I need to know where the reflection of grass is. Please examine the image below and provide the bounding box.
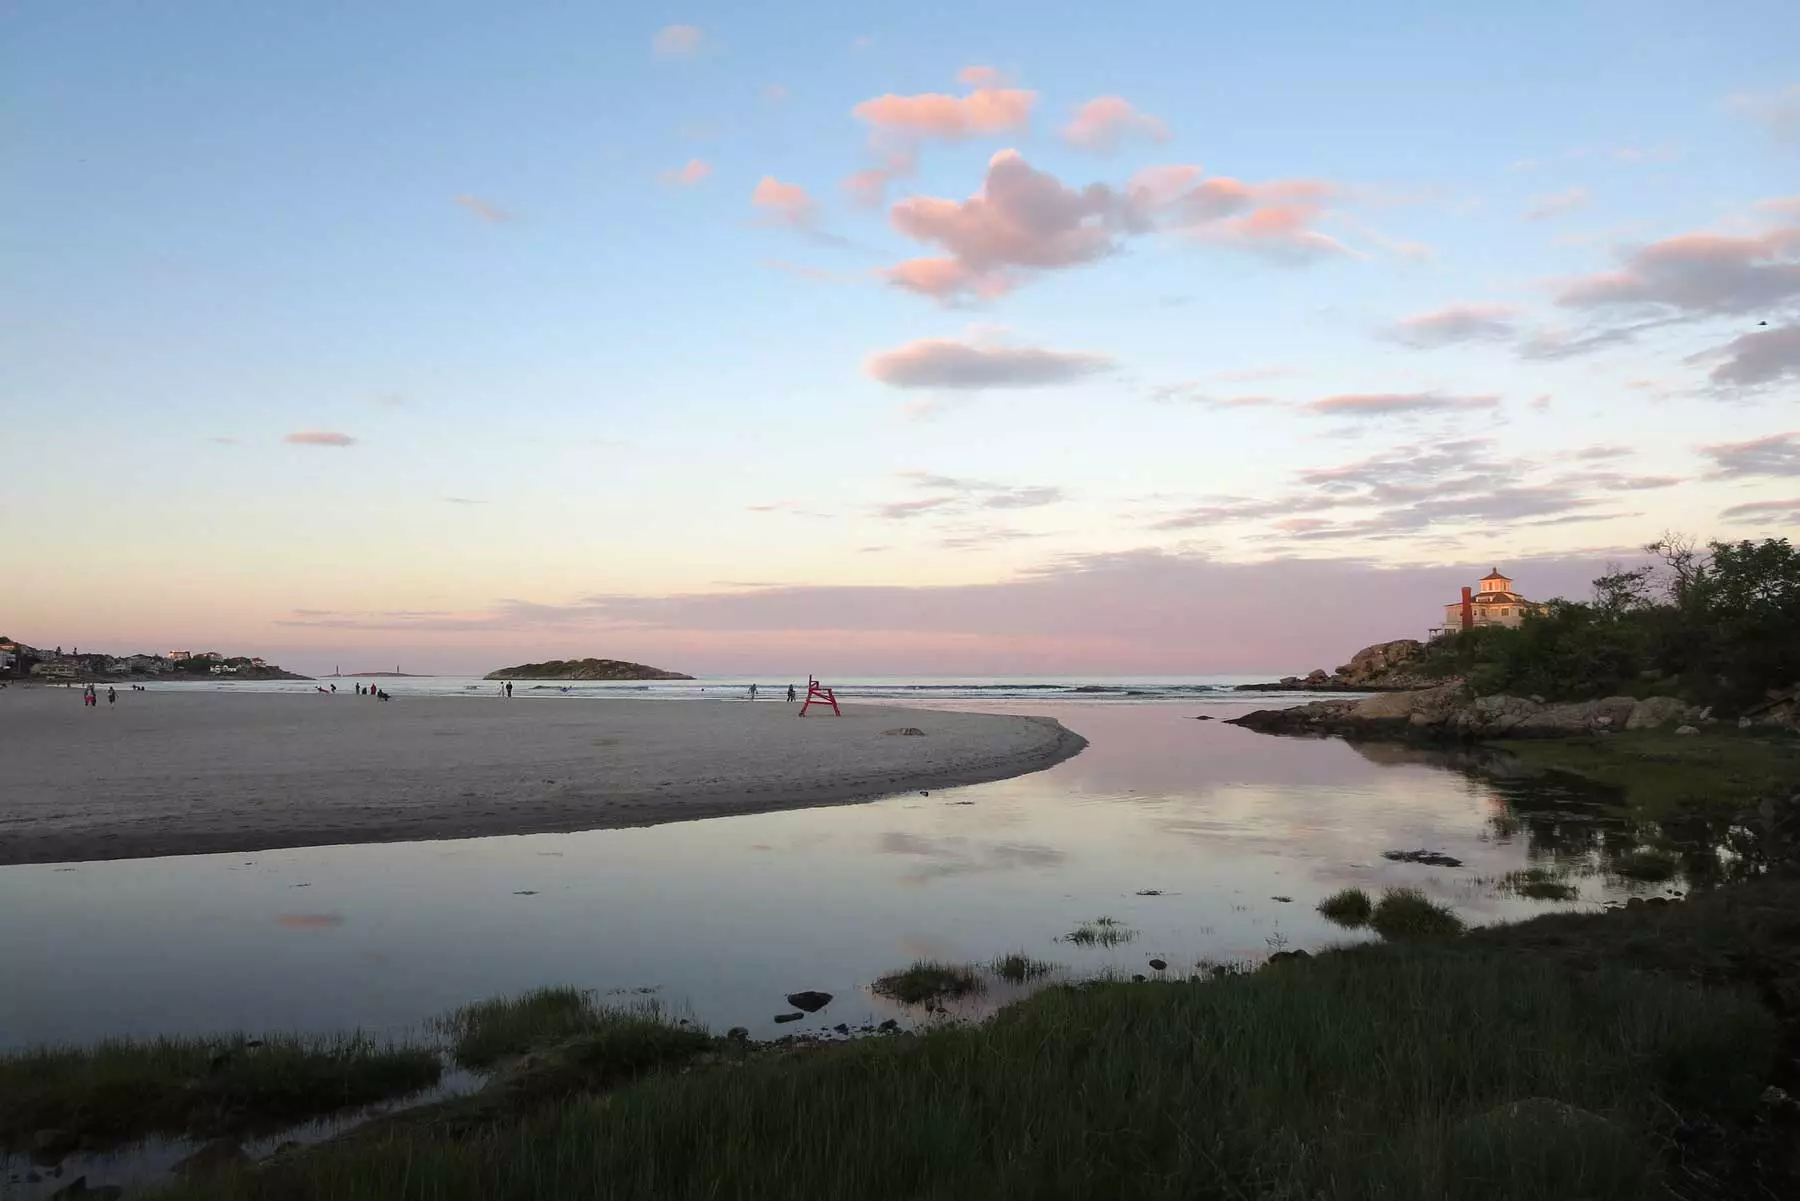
[1502,868,1580,902]
[989,953,1057,985]
[158,946,1774,1201]
[872,961,986,1005]
[1495,729,1800,816]
[435,988,706,1075]
[1064,917,1138,947]
[1613,849,1680,883]
[1316,888,1374,926]
[0,1034,439,1153]
[1370,889,1464,940]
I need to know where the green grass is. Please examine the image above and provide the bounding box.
[434,988,707,1076]
[0,1033,440,1152]
[149,946,1775,1201]
[1317,887,1375,926]
[1370,888,1466,940]
[871,961,986,1005]
[989,952,1058,985]
[1501,868,1581,902]
[1064,916,1138,946]
[1495,729,1800,816]
[1613,849,1680,883]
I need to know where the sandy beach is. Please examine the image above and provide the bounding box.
[0,690,1086,865]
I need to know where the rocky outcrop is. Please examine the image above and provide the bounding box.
[484,658,695,681]
[1228,684,1713,741]
[1235,639,1449,693]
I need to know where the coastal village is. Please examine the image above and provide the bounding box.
[0,640,297,682]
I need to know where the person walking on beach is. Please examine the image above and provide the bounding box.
[786,683,796,703]
[107,686,116,705]
[747,683,758,701]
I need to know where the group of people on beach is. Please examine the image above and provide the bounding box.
[80,684,116,707]
[744,684,800,702]
[352,683,390,701]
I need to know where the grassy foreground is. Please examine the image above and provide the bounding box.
[0,1034,440,1152]
[152,945,1774,1201]
[1496,728,1800,815]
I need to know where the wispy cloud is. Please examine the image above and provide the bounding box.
[662,158,711,187]
[652,24,704,57]
[454,195,511,224]
[1523,186,1590,222]
[1699,431,1800,478]
[1304,392,1501,417]
[283,431,357,447]
[1062,97,1170,153]
[864,338,1114,389]
[1383,303,1521,349]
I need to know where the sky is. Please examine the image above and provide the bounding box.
[3,0,1797,676]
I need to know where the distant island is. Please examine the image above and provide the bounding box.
[484,658,695,681]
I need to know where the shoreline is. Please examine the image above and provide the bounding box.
[0,692,1087,866]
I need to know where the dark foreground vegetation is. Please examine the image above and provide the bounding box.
[144,942,1783,1201]
[1418,536,1800,711]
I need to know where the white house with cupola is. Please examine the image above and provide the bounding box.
[1428,568,1549,639]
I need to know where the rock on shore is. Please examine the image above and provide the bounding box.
[1235,639,1447,693]
[484,658,695,681]
[1228,686,1711,740]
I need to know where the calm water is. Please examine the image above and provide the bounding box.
[0,701,1694,1053]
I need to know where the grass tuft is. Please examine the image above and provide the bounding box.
[988,953,1057,985]
[1064,917,1138,947]
[0,1033,439,1153]
[871,961,986,1006]
[1370,888,1465,940]
[1502,868,1581,902]
[1317,887,1374,926]
[147,946,1776,1201]
[434,987,704,1074]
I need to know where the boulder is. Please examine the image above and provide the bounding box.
[1624,696,1687,730]
[1675,725,1699,735]
[1334,639,1424,685]
[772,1012,804,1024]
[1303,669,1331,685]
[784,991,833,1013]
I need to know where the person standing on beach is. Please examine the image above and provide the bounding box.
[506,681,513,699]
[747,683,758,701]
[107,686,116,705]
[786,683,796,703]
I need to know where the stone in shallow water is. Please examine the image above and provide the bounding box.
[772,1012,804,1024]
[785,991,832,1012]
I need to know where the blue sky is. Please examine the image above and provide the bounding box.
[3,1,1796,673]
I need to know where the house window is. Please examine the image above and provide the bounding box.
[1502,607,1512,616]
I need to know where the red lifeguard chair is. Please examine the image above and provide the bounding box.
[798,675,839,717]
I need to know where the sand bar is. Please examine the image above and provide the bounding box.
[0,690,1086,865]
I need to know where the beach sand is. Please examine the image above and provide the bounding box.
[0,690,1085,865]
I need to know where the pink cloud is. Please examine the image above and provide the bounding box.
[751,176,817,230]
[1523,186,1590,221]
[852,71,1036,139]
[1127,166,1351,260]
[454,195,511,224]
[865,337,1114,389]
[1556,226,1800,316]
[663,158,711,186]
[884,150,1127,297]
[283,431,357,447]
[841,145,918,209]
[1305,392,1501,417]
[1063,97,1170,153]
[883,257,1014,301]
[1384,303,1521,349]
[652,24,704,57]
[1694,321,1800,388]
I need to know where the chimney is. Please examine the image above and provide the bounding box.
[1461,587,1473,631]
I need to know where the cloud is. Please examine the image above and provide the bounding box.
[663,158,711,186]
[1384,303,1520,349]
[1063,97,1170,153]
[883,150,1131,298]
[1523,186,1590,221]
[454,195,511,224]
[1304,392,1501,417]
[852,71,1036,140]
[1569,443,1633,461]
[283,431,357,447]
[652,24,703,57]
[872,495,960,520]
[209,436,241,446]
[762,259,851,284]
[1721,497,1800,524]
[841,145,918,209]
[444,496,486,505]
[1127,165,1352,260]
[1728,84,1800,142]
[1555,226,1800,317]
[751,176,818,230]
[1147,383,1280,408]
[1699,431,1800,478]
[866,338,1113,390]
[892,472,1065,513]
[1694,322,1800,388]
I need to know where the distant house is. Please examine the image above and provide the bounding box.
[250,657,267,668]
[168,650,192,662]
[197,651,223,661]
[1429,568,1549,639]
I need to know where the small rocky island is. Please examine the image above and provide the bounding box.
[483,658,695,681]
[1235,639,1440,693]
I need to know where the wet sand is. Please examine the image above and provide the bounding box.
[0,690,1086,865]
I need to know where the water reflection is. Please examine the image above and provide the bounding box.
[0,704,1732,1062]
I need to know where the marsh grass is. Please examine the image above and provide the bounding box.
[434,988,705,1074]
[1501,868,1581,902]
[150,946,1775,1201]
[1497,729,1800,816]
[0,1033,439,1152]
[988,953,1057,985]
[1371,888,1466,940]
[871,961,986,1005]
[1064,916,1138,946]
[1317,887,1375,926]
[1613,849,1680,883]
